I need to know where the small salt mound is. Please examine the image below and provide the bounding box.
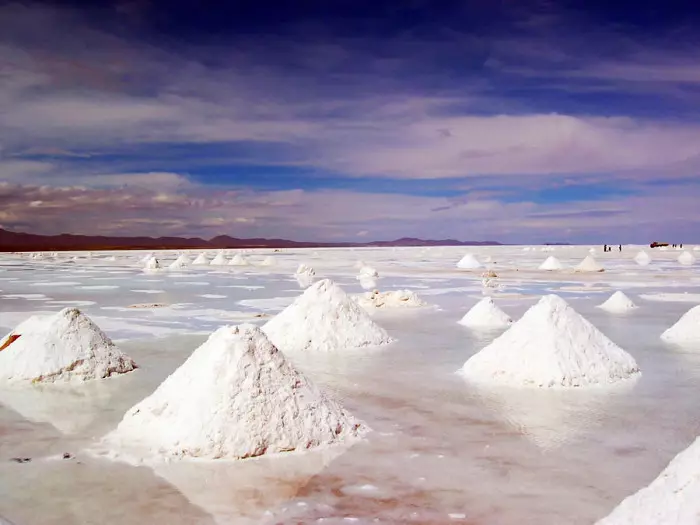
[358,266,379,279]
[0,308,136,384]
[595,436,700,525]
[678,251,696,266]
[229,254,249,266]
[263,279,393,353]
[459,297,512,329]
[456,254,482,269]
[575,255,604,273]
[296,264,315,276]
[459,295,639,388]
[100,324,365,461]
[598,291,638,313]
[210,251,228,266]
[539,256,563,271]
[192,253,209,265]
[144,256,161,271]
[358,277,377,291]
[354,290,427,311]
[661,305,700,344]
[168,253,191,270]
[105,255,117,262]
[140,252,154,264]
[634,250,651,266]
[260,256,275,266]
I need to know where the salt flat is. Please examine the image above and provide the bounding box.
[1,245,700,524]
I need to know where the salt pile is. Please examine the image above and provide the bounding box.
[192,252,209,265]
[458,297,512,329]
[295,264,316,289]
[678,251,696,266]
[456,254,482,269]
[100,324,365,461]
[634,250,651,266]
[168,253,191,270]
[661,305,700,344]
[210,251,228,266]
[263,279,393,353]
[539,256,563,271]
[354,289,427,311]
[140,252,154,264]
[459,295,640,387]
[228,253,249,266]
[595,436,700,525]
[260,256,275,266]
[358,266,379,279]
[143,256,161,272]
[0,308,136,384]
[575,255,604,273]
[598,291,638,313]
[296,264,316,277]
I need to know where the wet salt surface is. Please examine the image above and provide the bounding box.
[1,246,700,524]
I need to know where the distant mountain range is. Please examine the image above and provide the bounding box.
[0,228,503,252]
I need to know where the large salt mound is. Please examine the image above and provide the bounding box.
[539,256,563,271]
[229,254,248,266]
[678,251,696,266]
[354,290,427,311]
[634,250,651,266]
[595,436,700,525]
[575,255,604,273]
[598,291,638,314]
[459,295,639,388]
[100,324,365,461]
[458,297,512,329]
[661,305,700,344]
[0,308,136,384]
[168,253,191,270]
[457,254,482,269]
[210,251,228,266]
[192,253,209,265]
[263,279,393,353]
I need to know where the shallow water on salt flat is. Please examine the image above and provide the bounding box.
[1,246,700,525]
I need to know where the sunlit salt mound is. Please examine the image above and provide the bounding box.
[143,256,161,271]
[0,308,136,384]
[459,297,512,329]
[575,255,604,273]
[228,253,249,266]
[598,291,638,314]
[661,305,700,345]
[634,250,651,266]
[354,289,427,311]
[595,436,700,525]
[456,254,482,269]
[140,252,154,264]
[295,263,315,277]
[678,251,696,266]
[210,251,228,266]
[263,279,393,353]
[459,295,639,388]
[539,256,563,271]
[101,324,365,461]
[357,265,379,279]
[168,253,191,270]
[192,252,209,265]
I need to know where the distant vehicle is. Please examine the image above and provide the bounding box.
[650,242,669,248]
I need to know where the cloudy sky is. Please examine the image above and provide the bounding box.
[1,0,700,243]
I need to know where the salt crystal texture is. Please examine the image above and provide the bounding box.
[456,254,482,269]
[263,279,393,353]
[661,305,700,344]
[595,436,700,525]
[100,324,366,461]
[678,251,696,266]
[634,251,651,266]
[0,308,136,384]
[458,297,512,329]
[459,295,639,388]
[229,254,248,266]
[192,253,210,265]
[168,253,191,270]
[354,290,427,311]
[576,255,604,273]
[598,291,638,313]
[210,251,228,266]
[539,256,563,271]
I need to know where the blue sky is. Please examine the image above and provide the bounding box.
[1,0,700,243]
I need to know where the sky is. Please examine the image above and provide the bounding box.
[1,0,700,243]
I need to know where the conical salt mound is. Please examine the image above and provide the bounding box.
[192,252,209,265]
[210,251,228,266]
[168,253,191,270]
[263,279,393,353]
[595,436,700,525]
[459,295,639,388]
[598,291,638,313]
[140,252,154,264]
[144,256,161,271]
[357,266,379,279]
[99,324,365,461]
[575,255,604,273]
[661,305,700,344]
[456,254,482,269]
[458,297,512,329]
[678,251,696,266]
[229,253,249,266]
[634,250,651,266]
[0,308,136,384]
[539,256,563,271]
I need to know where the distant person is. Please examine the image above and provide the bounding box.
[604,244,608,252]
[681,243,683,248]
[619,245,622,252]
